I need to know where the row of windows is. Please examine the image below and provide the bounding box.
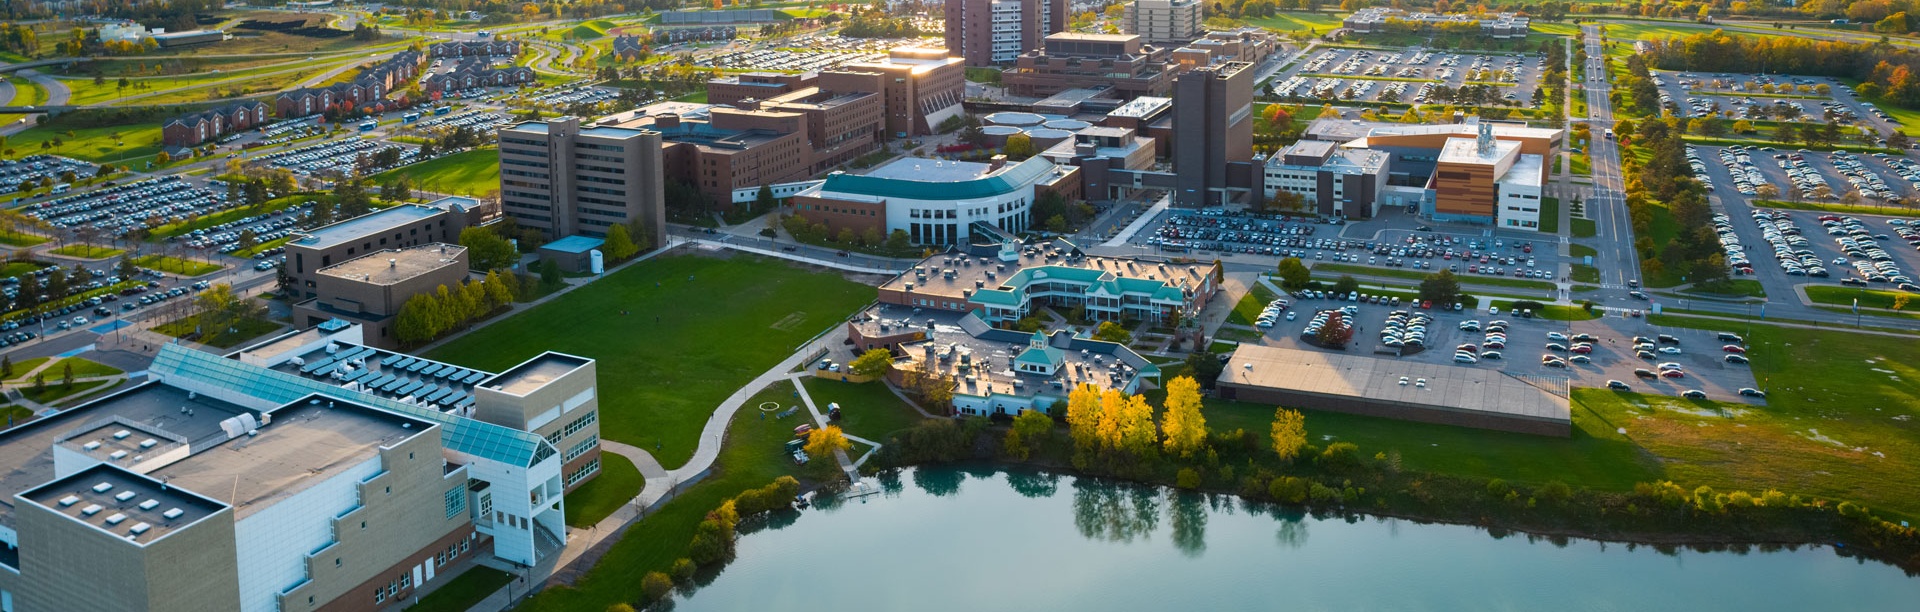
[444,485,465,519]
[501,137,546,147]
[574,153,623,163]
[578,199,630,213]
[504,179,543,190]
[503,169,548,179]
[907,297,965,309]
[505,190,550,201]
[563,410,597,438]
[564,435,599,462]
[580,175,626,186]
[502,147,547,158]
[578,143,625,152]
[580,186,625,197]
[911,208,958,219]
[575,163,624,174]
[564,458,602,487]
[506,211,552,223]
[433,539,472,573]
[503,158,549,169]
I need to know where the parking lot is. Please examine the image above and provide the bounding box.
[1652,70,1906,145]
[1133,209,1567,283]
[1270,47,1548,104]
[1243,292,1766,402]
[253,138,420,178]
[22,176,227,239]
[1688,143,1920,296]
[0,155,99,194]
[696,35,924,72]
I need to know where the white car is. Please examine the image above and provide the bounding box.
[1658,346,1683,355]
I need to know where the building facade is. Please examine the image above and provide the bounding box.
[285,202,470,301]
[497,117,669,245]
[161,101,268,148]
[290,243,472,348]
[944,0,1068,66]
[707,48,965,138]
[1005,33,1177,98]
[1122,0,1202,43]
[873,239,1221,325]
[1172,61,1255,207]
[790,155,1078,245]
[1262,139,1391,218]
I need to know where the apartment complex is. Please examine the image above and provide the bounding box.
[497,116,669,245]
[161,101,269,149]
[422,59,537,95]
[273,51,421,118]
[290,243,471,348]
[0,319,603,611]
[1122,0,1202,43]
[789,155,1079,245]
[945,0,1068,66]
[429,40,521,58]
[284,200,482,301]
[1342,7,1531,39]
[1005,33,1176,98]
[1172,61,1256,207]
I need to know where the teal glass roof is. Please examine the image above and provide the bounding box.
[150,345,555,467]
[819,156,1056,201]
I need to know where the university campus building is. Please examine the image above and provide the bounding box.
[787,155,1080,246]
[0,321,601,611]
[944,0,1067,66]
[873,238,1221,325]
[496,117,670,245]
[1268,116,1562,227]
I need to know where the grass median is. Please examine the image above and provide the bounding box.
[1311,262,1558,291]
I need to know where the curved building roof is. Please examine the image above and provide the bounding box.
[817,156,1056,201]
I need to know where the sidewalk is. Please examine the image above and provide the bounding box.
[1101,193,1169,247]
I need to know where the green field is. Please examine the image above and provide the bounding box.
[1750,199,1920,216]
[1244,12,1346,33]
[1540,197,1560,234]
[133,255,222,277]
[47,245,124,259]
[403,566,511,612]
[428,255,875,468]
[0,232,46,247]
[1,357,50,382]
[1228,283,1282,326]
[49,358,123,379]
[1571,217,1597,238]
[1311,262,1557,292]
[0,262,47,279]
[371,149,500,198]
[1805,285,1918,311]
[563,452,642,528]
[0,405,33,429]
[1597,21,1718,43]
[5,123,162,163]
[153,314,285,349]
[20,379,115,406]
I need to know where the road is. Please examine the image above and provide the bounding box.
[1580,25,1637,291]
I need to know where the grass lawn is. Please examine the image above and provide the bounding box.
[1597,21,1718,43]
[132,255,222,277]
[1684,279,1767,298]
[0,231,47,247]
[233,235,295,259]
[47,245,125,259]
[152,314,285,349]
[1227,283,1281,326]
[1750,199,1920,216]
[672,90,708,103]
[427,255,875,469]
[1571,263,1600,283]
[0,405,33,429]
[1571,151,1592,175]
[147,195,310,240]
[1804,285,1916,310]
[1244,11,1345,32]
[800,378,935,442]
[49,358,123,379]
[1311,262,1557,291]
[563,452,642,528]
[4,123,162,163]
[1571,217,1597,238]
[2,356,50,382]
[1540,197,1560,234]
[370,149,500,198]
[519,382,813,612]
[402,566,511,612]
[20,379,115,406]
[1640,199,1685,288]
[1573,284,1602,292]
[0,262,47,279]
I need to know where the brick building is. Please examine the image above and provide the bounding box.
[160,101,268,148]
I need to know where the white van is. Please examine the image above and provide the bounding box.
[49,183,70,194]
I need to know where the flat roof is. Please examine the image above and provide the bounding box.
[858,306,1159,401]
[483,353,589,396]
[1220,344,1570,424]
[541,235,605,254]
[0,383,250,529]
[1046,32,1139,42]
[152,397,431,519]
[1500,153,1546,187]
[864,157,1004,183]
[317,243,466,285]
[294,205,445,251]
[18,463,226,545]
[1438,137,1519,165]
[1107,96,1172,119]
[877,238,1212,307]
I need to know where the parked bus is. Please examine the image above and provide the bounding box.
[403,113,420,123]
[433,106,452,116]
[358,120,378,132]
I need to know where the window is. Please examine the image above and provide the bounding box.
[445,485,466,519]
[479,492,492,518]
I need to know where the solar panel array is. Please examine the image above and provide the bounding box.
[293,347,486,412]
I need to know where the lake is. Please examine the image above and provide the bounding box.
[673,466,1920,611]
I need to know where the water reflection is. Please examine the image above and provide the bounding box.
[1167,491,1208,557]
[1004,469,1060,498]
[913,465,965,496]
[1070,477,1161,543]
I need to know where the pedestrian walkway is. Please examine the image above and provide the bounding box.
[1101,193,1169,247]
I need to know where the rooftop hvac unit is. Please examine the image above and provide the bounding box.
[139,439,157,449]
[219,414,261,439]
[289,357,305,367]
[326,342,339,354]
[138,499,159,511]
[109,450,128,461]
[129,522,151,536]
[82,441,101,451]
[114,491,136,502]
[104,513,127,526]
[81,504,103,516]
[162,508,184,520]
[92,482,114,493]
[58,495,80,507]
[112,430,131,440]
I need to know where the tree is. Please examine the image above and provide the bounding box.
[1006,408,1051,460]
[460,227,519,271]
[1116,393,1158,461]
[1890,131,1912,150]
[1270,407,1307,462]
[1,355,10,379]
[539,258,563,288]
[1184,351,1224,388]
[1275,257,1311,290]
[804,425,852,461]
[1315,311,1353,347]
[1160,376,1207,459]
[1755,183,1779,201]
[603,223,638,261]
[755,184,777,211]
[1003,133,1036,158]
[849,348,894,378]
[1331,275,1360,296]
[1092,321,1131,344]
[1419,269,1462,305]
[1064,384,1103,458]
[641,571,674,602]
[380,177,412,202]
[885,229,911,251]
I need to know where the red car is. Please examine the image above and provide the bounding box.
[1570,344,1594,354]
[1818,215,1842,222]
[1660,370,1686,378]
[1723,345,1747,353]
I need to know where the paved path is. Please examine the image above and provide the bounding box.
[1101,193,1169,247]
